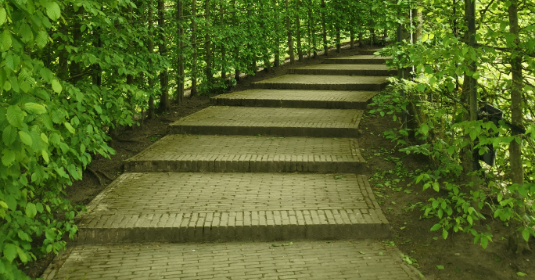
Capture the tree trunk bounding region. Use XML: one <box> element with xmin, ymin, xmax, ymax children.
<box><xmin>191</xmin><ymin>0</ymin><xmax>198</xmax><ymax>96</ymax></box>
<box><xmin>320</xmin><ymin>0</ymin><xmax>328</xmax><ymax>56</ymax></box>
<box><xmin>157</xmin><ymin>0</ymin><xmax>170</xmax><ymax>112</ymax></box>
<box><xmin>233</xmin><ymin>0</ymin><xmax>240</xmax><ymax>81</ymax></box>
<box><xmin>70</xmin><ymin>6</ymin><xmax>84</xmax><ymax>84</ymax></box>
<box><xmin>205</xmin><ymin>0</ymin><xmax>212</xmax><ymax>91</ymax></box>
<box><xmin>286</xmin><ymin>0</ymin><xmax>294</xmax><ymax>64</ymax></box>
<box><xmin>350</xmin><ymin>30</ymin><xmax>354</xmax><ymax>49</ymax></box>
<box><xmin>358</xmin><ymin>32</ymin><xmax>363</xmax><ymax>47</ymax></box>
<box><xmin>272</xmin><ymin>0</ymin><xmax>280</xmax><ymax>67</ymax></box>
<box><xmin>176</xmin><ymin>0</ymin><xmax>184</xmax><ymax>104</ymax></box>
<box><xmin>507</xmin><ymin>0</ymin><xmax>530</xmax><ymax>254</ymax></box>
<box><xmin>147</xmin><ymin>0</ymin><xmax>155</xmax><ymax>119</ymax></box>
<box><xmin>296</xmin><ymin>0</ymin><xmax>303</xmax><ymax>61</ymax></box>
<box><xmin>220</xmin><ymin>2</ymin><xmax>227</xmax><ymax>86</ymax></box>
<box><xmin>336</xmin><ymin>26</ymin><xmax>341</xmax><ymax>53</ymax></box>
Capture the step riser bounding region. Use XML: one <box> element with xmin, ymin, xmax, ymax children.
<box><xmin>289</xmin><ymin>69</ymin><xmax>395</xmax><ymax>76</ymax></box>
<box><xmin>323</xmin><ymin>59</ymin><xmax>387</xmax><ymax>64</ymax></box>
<box><xmin>76</xmin><ymin>223</ymin><xmax>390</xmax><ymax>244</ymax></box>
<box><xmin>169</xmin><ymin>126</ymin><xmax>360</xmax><ymax>138</ymax></box>
<box><xmin>251</xmin><ymin>83</ymin><xmax>387</xmax><ymax>91</ymax></box>
<box><xmin>124</xmin><ymin>160</ymin><xmax>366</xmax><ymax>174</ymax></box>
<box><xmin>210</xmin><ymin>98</ymin><xmax>368</xmax><ymax>109</ymax></box>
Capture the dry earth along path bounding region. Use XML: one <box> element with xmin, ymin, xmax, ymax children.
<box><xmin>41</xmin><ymin>49</ymin><xmax>424</xmax><ymax>280</ymax></box>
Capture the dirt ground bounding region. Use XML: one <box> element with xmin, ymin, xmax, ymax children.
<box><xmin>22</xmin><ymin>43</ymin><xmax>534</xmax><ymax>279</ymax></box>
<box><xmin>359</xmin><ymin>111</ymin><xmax>535</xmax><ymax>280</ymax></box>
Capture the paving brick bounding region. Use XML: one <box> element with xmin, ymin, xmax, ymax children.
<box><xmin>289</xmin><ymin>64</ymin><xmax>396</xmax><ymax>76</ymax></box>
<box><xmin>169</xmin><ymin>106</ymin><xmax>362</xmax><ymax>137</ymax></box>
<box><xmin>323</xmin><ymin>55</ymin><xmax>393</xmax><ymax>64</ymax></box>
<box><xmin>252</xmin><ymin>75</ymin><xmax>388</xmax><ymax>91</ymax></box>
<box><xmin>124</xmin><ymin>135</ymin><xmax>366</xmax><ymax>173</ymax></box>
<box><xmin>42</xmin><ymin>241</ymin><xmax>419</xmax><ymax>280</ymax></box>
<box><xmin>210</xmin><ymin>89</ymin><xmax>377</xmax><ymax>109</ymax></box>
<box><xmin>75</xmin><ymin>173</ymin><xmax>389</xmax><ymax>243</ymax></box>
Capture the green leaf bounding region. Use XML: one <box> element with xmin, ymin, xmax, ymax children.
<box><xmin>41</xmin><ymin>133</ymin><xmax>48</xmax><ymax>144</ymax></box>
<box><xmin>2</xmin><ymin>149</ymin><xmax>15</xmax><ymax>166</ymax></box>
<box><xmin>41</xmin><ymin>149</ymin><xmax>49</xmax><ymax>163</ymax></box>
<box><xmin>7</xmin><ymin>105</ymin><xmax>24</xmax><ymax>128</ymax></box>
<box><xmin>522</xmin><ymin>229</ymin><xmax>530</xmax><ymax>242</ymax></box>
<box><xmin>51</xmin><ymin>79</ymin><xmax>62</xmax><ymax>93</ymax></box>
<box><xmin>430</xmin><ymin>223</ymin><xmax>441</xmax><ymax>231</ymax></box>
<box><xmin>26</xmin><ymin>202</ymin><xmax>37</xmax><ymax>218</ymax></box>
<box><xmin>0</xmin><ymin>201</ymin><xmax>8</xmax><ymax>208</ymax></box>
<box><xmin>3</xmin><ymin>125</ymin><xmax>17</xmax><ymax>145</ymax></box>
<box><xmin>517</xmin><ymin>272</ymin><xmax>527</xmax><ymax>277</ymax></box>
<box><xmin>442</xmin><ymin>229</ymin><xmax>449</xmax><ymax>239</ymax></box>
<box><xmin>0</xmin><ymin>29</ymin><xmax>12</xmax><ymax>51</ymax></box>
<box><xmin>64</xmin><ymin>122</ymin><xmax>75</xmax><ymax>134</ymax></box>
<box><xmin>16</xmin><ymin>247</ymin><xmax>28</xmax><ymax>263</ymax></box>
<box><xmin>0</xmin><ymin>7</ymin><xmax>6</xmax><ymax>26</ymax></box>
<box><xmin>35</xmin><ymin>30</ymin><xmax>48</xmax><ymax>49</ymax></box>
<box><xmin>45</xmin><ymin>1</ymin><xmax>61</xmax><ymax>21</ymax></box>
<box><xmin>436</xmin><ymin>265</ymin><xmax>444</xmax><ymax>270</ymax></box>
<box><xmin>19</xmin><ymin>131</ymin><xmax>33</xmax><ymax>146</ymax></box>
<box><xmin>19</xmin><ymin>23</ymin><xmax>33</xmax><ymax>43</ymax></box>
<box><xmin>24</xmin><ymin>103</ymin><xmax>47</xmax><ymax>114</ymax></box>
<box><xmin>467</xmin><ymin>215</ymin><xmax>473</xmax><ymax>225</ymax></box>
<box><xmin>3</xmin><ymin>244</ymin><xmax>17</xmax><ymax>262</ymax></box>
<box><xmin>432</xmin><ymin>181</ymin><xmax>439</xmax><ymax>192</ymax></box>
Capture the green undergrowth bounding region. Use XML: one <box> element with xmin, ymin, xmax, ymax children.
<box><xmin>368</xmin><ymin>79</ymin><xmax>535</xmax><ymax>250</ymax></box>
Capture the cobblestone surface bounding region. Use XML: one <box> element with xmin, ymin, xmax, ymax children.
<box><xmin>210</xmin><ymin>89</ymin><xmax>378</xmax><ymax>109</ymax></box>
<box><xmin>252</xmin><ymin>75</ymin><xmax>388</xmax><ymax>91</ymax></box>
<box><xmin>124</xmin><ymin>135</ymin><xmax>366</xmax><ymax>173</ymax></box>
<box><xmin>323</xmin><ymin>55</ymin><xmax>393</xmax><ymax>64</ymax></box>
<box><xmin>289</xmin><ymin>64</ymin><xmax>396</xmax><ymax>76</ymax></box>
<box><xmin>169</xmin><ymin>107</ymin><xmax>362</xmax><ymax>137</ymax></box>
<box><xmin>43</xmin><ymin>241</ymin><xmax>420</xmax><ymax>280</ymax></box>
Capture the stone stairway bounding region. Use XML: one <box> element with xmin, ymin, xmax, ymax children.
<box><xmin>42</xmin><ymin>50</ymin><xmax>422</xmax><ymax>280</ymax></box>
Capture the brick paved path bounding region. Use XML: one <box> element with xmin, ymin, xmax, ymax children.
<box><xmin>42</xmin><ymin>50</ymin><xmax>423</xmax><ymax>279</ymax></box>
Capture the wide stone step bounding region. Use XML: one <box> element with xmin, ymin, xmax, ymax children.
<box><xmin>323</xmin><ymin>55</ymin><xmax>392</xmax><ymax>64</ymax></box>
<box><xmin>43</xmin><ymin>240</ymin><xmax>420</xmax><ymax>280</ymax></box>
<box><xmin>75</xmin><ymin>172</ymin><xmax>388</xmax><ymax>244</ymax></box>
<box><xmin>124</xmin><ymin>135</ymin><xmax>366</xmax><ymax>173</ymax></box>
<box><xmin>211</xmin><ymin>89</ymin><xmax>378</xmax><ymax>109</ymax></box>
<box><xmin>289</xmin><ymin>64</ymin><xmax>396</xmax><ymax>76</ymax></box>
<box><xmin>169</xmin><ymin>106</ymin><xmax>362</xmax><ymax>137</ymax></box>
<box><xmin>252</xmin><ymin>75</ymin><xmax>388</xmax><ymax>91</ymax></box>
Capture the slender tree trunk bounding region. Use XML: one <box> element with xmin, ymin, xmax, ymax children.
<box><xmin>220</xmin><ymin>2</ymin><xmax>227</xmax><ymax>86</ymax></box>
<box><xmin>191</xmin><ymin>0</ymin><xmax>198</xmax><ymax>96</ymax></box>
<box><xmin>205</xmin><ymin>0</ymin><xmax>213</xmax><ymax>91</ymax></box>
<box><xmin>307</xmin><ymin>3</ymin><xmax>312</xmax><ymax>57</ymax></box>
<box><xmin>92</xmin><ymin>26</ymin><xmax>102</xmax><ymax>86</ymax></box>
<box><xmin>176</xmin><ymin>0</ymin><xmax>184</xmax><ymax>104</ymax></box>
<box><xmin>273</xmin><ymin>0</ymin><xmax>280</xmax><ymax>67</ymax></box>
<box><xmin>70</xmin><ymin>6</ymin><xmax>84</xmax><ymax>84</ymax></box>
<box><xmin>296</xmin><ymin>0</ymin><xmax>303</xmax><ymax>60</ymax></box>
<box><xmin>233</xmin><ymin>0</ymin><xmax>240</xmax><ymax>81</ymax></box>
<box><xmin>336</xmin><ymin>26</ymin><xmax>341</xmax><ymax>53</ymax></box>
<box><xmin>350</xmin><ymin>30</ymin><xmax>354</xmax><ymax>49</ymax></box>
<box><xmin>286</xmin><ymin>0</ymin><xmax>294</xmax><ymax>63</ymax></box>
<box><xmin>147</xmin><ymin>0</ymin><xmax>155</xmax><ymax>119</ymax></box>
<box><xmin>507</xmin><ymin>0</ymin><xmax>530</xmax><ymax>254</ymax></box>
<box><xmin>260</xmin><ymin>1</ymin><xmax>271</xmax><ymax>72</ymax></box>
<box><xmin>320</xmin><ymin>0</ymin><xmax>328</xmax><ymax>55</ymax></box>
<box><xmin>157</xmin><ymin>0</ymin><xmax>170</xmax><ymax>112</ymax></box>
<box><xmin>358</xmin><ymin>32</ymin><xmax>363</xmax><ymax>47</ymax></box>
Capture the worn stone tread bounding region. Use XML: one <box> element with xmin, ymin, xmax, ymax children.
<box><xmin>289</xmin><ymin>64</ymin><xmax>396</xmax><ymax>76</ymax></box>
<box><xmin>75</xmin><ymin>173</ymin><xmax>389</xmax><ymax>243</ymax></box>
<box><xmin>169</xmin><ymin>106</ymin><xmax>362</xmax><ymax>137</ymax></box>
<box><xmin>124</xmin><ymin>135</ymin><xmax>366</xmax><ymax>173</ymax></box>
<box><xmin>42</xmin><ymin>241</ymin><xmax>420</xmax><ymax>280</ymax></box>
<box><xmin>252</xmin><ymin>75</ymin><xmax>388</xmax><ymax>91</ymax></box>
<box><xmin>210</xmin><ymin>89</ymin><xmax>378</xmax><ymax>109</ymax></box>
<box><xmin>323</xmin><ymin>55</ymin><xmax>393</xmax><ymax>65</ymax></box>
